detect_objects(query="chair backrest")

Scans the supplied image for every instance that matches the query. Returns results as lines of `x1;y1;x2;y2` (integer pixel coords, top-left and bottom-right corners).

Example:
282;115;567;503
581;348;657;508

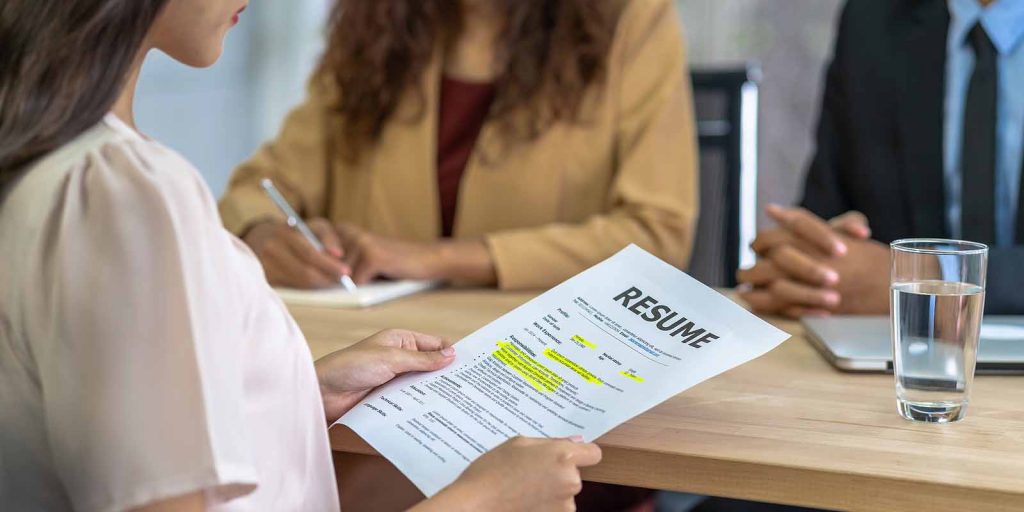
686;65;761;288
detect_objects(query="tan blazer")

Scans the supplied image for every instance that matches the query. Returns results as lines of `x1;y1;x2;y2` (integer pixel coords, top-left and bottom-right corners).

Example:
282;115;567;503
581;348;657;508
219;0;698;290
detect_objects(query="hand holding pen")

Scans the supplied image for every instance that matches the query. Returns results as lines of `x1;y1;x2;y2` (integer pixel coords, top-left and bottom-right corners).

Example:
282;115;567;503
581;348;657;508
241;179;358;291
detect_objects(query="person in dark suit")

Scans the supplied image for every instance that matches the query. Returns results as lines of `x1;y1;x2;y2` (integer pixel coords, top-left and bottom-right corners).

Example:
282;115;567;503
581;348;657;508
738;0;1024;317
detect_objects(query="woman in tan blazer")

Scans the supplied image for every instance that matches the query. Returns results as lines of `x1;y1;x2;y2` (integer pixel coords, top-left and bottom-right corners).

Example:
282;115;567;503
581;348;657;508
219;0;698;291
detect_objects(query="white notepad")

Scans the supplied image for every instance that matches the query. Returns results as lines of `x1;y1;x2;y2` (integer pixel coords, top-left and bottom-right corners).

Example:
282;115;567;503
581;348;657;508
275;280;438;308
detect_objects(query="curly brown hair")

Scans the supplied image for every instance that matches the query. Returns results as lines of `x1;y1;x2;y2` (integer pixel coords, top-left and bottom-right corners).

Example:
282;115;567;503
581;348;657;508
320;0;622;161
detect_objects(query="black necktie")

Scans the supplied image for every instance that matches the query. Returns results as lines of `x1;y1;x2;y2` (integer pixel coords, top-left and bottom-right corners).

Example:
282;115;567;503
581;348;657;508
961;23;998;245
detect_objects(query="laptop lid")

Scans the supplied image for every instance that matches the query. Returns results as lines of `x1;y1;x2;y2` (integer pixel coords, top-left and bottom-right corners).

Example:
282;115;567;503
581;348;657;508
802;316;1024;374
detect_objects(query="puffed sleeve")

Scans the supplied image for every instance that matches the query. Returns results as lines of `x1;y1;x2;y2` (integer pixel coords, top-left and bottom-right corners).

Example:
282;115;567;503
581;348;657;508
38;137;259;511
485;0;699;289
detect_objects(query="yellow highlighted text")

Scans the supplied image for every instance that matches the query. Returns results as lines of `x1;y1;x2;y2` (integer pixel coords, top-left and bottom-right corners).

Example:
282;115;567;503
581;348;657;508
544;348;603;385
493;342;564;393
619;371;645;383
571;334;597;349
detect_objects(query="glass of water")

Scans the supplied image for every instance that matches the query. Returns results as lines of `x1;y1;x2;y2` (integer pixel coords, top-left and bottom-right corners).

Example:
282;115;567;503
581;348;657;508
890;239;987;423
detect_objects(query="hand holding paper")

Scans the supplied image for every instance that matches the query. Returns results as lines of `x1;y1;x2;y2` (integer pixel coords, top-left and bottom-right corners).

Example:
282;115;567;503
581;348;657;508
337;245;790;495
316;329;457;423
415;437;601;512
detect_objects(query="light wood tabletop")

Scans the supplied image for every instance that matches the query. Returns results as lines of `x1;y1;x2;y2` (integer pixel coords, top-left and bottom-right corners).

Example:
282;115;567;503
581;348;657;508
291;288;1024;512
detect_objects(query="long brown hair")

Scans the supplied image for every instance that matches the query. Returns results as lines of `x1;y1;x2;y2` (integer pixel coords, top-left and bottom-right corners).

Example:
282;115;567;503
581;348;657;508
0;0;169;193
321;0;621;160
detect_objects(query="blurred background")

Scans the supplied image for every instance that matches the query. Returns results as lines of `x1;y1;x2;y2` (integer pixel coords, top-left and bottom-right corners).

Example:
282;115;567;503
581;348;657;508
136;1;328;194
137;0;843;223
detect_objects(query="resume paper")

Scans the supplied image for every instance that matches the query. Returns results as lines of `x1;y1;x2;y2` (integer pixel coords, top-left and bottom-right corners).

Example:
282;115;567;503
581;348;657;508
336;245;790;495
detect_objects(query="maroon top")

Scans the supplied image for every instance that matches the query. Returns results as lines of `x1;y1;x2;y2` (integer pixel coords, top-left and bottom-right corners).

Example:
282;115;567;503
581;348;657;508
436;75;496;237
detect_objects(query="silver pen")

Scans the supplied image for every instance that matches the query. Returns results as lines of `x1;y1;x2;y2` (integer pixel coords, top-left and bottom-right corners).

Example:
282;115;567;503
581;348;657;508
260;178;358;293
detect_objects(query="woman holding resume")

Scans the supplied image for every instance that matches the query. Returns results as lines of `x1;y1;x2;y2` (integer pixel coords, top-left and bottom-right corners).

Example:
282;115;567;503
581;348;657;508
0;1;599;510
219;0;698;292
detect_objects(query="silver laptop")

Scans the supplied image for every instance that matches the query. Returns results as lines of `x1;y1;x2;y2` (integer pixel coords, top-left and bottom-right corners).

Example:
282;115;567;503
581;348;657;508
803;316;1024;374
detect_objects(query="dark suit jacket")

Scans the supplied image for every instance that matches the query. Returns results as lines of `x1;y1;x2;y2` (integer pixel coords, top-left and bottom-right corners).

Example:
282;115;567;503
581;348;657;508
800;0;1024;314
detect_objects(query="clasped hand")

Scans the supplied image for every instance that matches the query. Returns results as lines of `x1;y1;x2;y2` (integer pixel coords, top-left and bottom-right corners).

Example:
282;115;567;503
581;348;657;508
737;205;890;318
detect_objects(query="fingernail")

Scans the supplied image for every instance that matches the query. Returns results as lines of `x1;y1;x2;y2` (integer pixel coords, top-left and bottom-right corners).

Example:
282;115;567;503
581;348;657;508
824;292;840;306
823;269;839;284
569;435;584;443
833;242;847;255
441;347;455;357
328;247;342;258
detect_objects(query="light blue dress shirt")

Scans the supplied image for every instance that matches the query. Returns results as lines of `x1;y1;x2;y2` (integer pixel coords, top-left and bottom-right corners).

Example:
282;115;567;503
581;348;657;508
944;0;1024;247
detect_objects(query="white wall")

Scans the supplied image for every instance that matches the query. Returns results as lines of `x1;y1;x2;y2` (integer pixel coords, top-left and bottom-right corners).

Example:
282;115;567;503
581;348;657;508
677;0;844;221
134;0;328;196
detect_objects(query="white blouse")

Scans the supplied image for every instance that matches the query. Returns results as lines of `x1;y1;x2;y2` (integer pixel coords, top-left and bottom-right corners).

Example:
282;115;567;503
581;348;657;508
0;115;339;511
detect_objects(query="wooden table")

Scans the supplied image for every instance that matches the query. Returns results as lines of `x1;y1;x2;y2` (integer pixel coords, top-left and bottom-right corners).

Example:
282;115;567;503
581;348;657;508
291;289;1024;512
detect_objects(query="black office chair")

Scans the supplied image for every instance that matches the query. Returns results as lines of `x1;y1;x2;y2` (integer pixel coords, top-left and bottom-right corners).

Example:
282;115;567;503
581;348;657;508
654;65;765;512
686;65;761;288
